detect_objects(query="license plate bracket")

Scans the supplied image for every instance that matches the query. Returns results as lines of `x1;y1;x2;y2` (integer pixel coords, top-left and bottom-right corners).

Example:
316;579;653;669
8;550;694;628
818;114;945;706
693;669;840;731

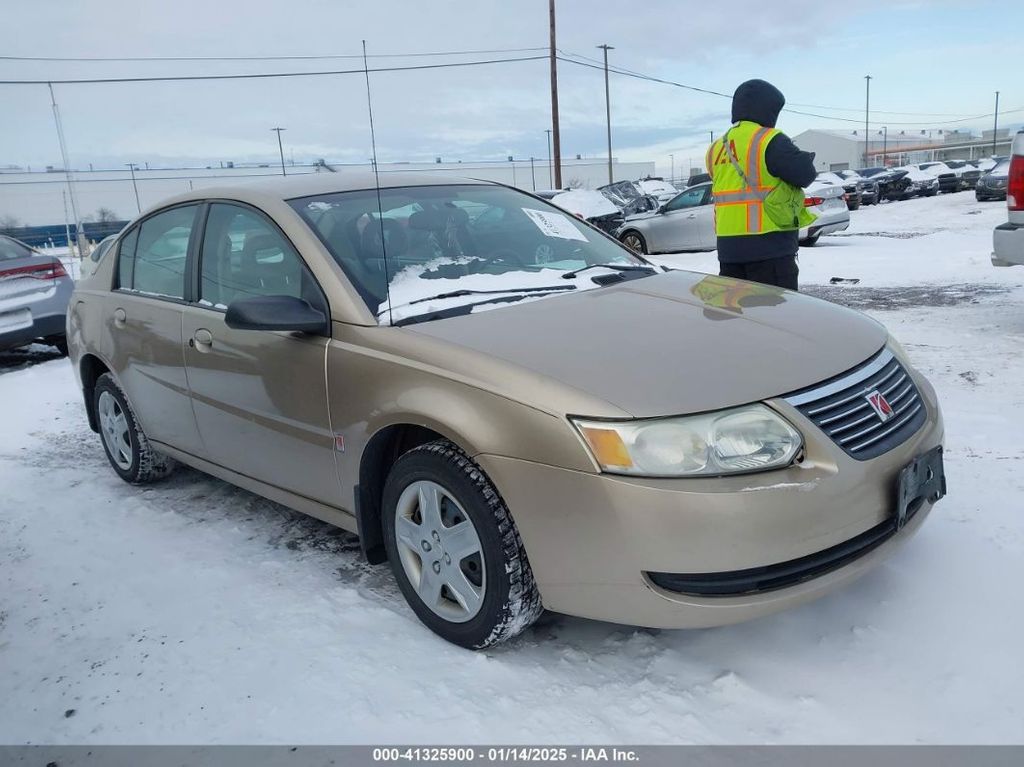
896;445;946;529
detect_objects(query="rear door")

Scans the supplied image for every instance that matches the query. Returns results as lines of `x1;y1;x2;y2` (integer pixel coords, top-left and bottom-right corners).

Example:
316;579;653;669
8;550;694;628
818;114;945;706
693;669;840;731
106;205;205;455
180;201;339;504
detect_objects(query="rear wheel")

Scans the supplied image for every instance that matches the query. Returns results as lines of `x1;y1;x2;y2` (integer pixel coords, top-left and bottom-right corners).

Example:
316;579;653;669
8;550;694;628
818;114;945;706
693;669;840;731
620;230;647;255
94;373;176;484
800;233;821;247
382;440;543;649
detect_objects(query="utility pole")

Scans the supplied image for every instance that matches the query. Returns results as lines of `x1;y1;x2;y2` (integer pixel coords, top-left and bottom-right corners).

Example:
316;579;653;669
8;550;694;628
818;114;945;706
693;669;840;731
530;157;536;190
709;130;714;144
125;163;141;214
47;83;85;256
882;127;888;166
548;0;562;188
544;129;553;188
670;153;675;184
271;127;287;176
597;43;614;185
993;91;1000;156
863;75;872;168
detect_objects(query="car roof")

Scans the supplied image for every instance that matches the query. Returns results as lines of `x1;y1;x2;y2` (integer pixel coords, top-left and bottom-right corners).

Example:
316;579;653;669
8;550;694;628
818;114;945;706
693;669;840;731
138;171;495;217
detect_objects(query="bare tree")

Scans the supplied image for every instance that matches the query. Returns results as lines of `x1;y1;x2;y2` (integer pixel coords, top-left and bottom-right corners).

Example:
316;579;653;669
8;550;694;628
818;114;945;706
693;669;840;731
0;213;22;233
95;207;118;223
567;177;584;189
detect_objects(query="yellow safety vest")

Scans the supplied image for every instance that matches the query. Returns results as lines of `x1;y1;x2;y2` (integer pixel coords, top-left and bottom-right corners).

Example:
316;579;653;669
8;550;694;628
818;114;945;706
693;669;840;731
705;121;814;237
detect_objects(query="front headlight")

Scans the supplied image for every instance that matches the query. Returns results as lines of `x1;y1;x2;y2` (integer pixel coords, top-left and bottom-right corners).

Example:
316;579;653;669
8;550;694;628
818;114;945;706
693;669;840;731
572;404;803;477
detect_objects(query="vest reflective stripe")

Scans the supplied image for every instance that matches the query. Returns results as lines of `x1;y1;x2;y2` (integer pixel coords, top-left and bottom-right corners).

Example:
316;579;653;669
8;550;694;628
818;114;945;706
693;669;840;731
708;121;789;237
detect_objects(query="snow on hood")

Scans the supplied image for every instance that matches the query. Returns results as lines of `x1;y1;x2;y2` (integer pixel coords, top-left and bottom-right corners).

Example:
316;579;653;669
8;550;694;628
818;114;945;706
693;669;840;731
896;166;937;182
638;179;678;198
549;190;620;219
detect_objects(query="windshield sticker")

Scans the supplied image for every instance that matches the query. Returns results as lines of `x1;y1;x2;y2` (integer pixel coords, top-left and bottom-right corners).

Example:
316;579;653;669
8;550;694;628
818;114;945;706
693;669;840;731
522;208;588;242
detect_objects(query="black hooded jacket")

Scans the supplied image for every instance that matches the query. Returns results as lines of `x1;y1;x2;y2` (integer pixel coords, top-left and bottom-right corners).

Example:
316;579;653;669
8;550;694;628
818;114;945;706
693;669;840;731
714;79;818;264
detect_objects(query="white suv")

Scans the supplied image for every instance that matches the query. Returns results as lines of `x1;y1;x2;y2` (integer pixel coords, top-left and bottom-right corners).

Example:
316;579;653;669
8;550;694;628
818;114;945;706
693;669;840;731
992;130;1024;267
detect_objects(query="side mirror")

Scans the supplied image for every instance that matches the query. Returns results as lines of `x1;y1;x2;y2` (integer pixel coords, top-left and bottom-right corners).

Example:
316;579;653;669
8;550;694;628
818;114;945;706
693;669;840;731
225;295;328;335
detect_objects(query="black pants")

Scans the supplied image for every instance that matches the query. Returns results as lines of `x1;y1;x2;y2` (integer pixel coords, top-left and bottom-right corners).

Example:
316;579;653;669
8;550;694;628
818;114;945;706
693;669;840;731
719;256;799;291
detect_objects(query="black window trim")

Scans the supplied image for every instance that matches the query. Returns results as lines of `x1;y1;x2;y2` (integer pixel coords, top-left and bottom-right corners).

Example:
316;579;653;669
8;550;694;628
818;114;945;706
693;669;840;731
112;201;202;306
190;198;331;322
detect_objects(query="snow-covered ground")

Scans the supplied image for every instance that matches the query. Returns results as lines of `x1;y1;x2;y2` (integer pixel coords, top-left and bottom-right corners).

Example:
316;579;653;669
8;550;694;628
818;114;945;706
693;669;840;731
1;193;1023;744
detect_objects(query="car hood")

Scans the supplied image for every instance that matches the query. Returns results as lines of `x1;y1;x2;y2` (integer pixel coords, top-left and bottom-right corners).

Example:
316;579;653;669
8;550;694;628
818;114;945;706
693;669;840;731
408;270;887;418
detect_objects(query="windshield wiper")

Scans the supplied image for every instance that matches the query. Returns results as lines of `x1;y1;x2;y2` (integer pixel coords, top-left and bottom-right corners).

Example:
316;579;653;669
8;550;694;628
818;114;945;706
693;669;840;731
391;291;570;327
406;285;574;306
561;263;657;280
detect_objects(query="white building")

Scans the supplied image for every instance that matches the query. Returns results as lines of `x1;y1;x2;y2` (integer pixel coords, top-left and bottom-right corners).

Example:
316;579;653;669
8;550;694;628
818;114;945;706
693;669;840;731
0;157;656;227
791;128;1018;172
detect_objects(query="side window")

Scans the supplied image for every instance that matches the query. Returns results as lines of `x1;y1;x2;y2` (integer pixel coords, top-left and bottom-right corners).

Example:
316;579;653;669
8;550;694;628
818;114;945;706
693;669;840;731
126;206;197;299
199;203;320;310
116;227;139;289
663;187;706;212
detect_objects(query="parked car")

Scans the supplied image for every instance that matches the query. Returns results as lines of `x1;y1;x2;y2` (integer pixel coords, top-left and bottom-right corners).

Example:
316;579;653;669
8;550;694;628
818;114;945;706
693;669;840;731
0;234;74;354
800;181;851;245
80;234;117;279
687;172;711;187
975;158;1010;202
548;190;625;236
616;182;715;254
888;168;938;200
861;167;912;201
598;180;661;218
916;162;960;194
838;171;879;206
816;172;860;210
991;131;1024;267
68;174;946;648
636;177;679;204
945;160;982;190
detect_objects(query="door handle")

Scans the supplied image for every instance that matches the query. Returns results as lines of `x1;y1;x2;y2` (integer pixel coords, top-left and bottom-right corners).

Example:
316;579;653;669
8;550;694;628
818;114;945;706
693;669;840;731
113;308;127;328
190;328;214;352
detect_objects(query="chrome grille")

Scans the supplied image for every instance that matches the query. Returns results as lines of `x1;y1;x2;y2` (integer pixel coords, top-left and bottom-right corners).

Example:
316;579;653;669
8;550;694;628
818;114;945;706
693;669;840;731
784;349;926;461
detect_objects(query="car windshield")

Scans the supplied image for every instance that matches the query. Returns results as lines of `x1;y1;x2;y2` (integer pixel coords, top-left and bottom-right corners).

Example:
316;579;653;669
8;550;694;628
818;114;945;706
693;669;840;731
0;235;34;261
290;184;648;325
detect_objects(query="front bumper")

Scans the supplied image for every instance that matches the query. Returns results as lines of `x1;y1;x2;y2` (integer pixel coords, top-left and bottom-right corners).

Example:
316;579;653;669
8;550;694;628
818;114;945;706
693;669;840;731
477;368;943;629
992;221;1024;266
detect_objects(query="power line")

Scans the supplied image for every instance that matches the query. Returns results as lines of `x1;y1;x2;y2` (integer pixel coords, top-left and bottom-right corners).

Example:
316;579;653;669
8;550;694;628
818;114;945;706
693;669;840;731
555;53;1023;127
0;46;549;63
0;54;549;85
557;48;1000;119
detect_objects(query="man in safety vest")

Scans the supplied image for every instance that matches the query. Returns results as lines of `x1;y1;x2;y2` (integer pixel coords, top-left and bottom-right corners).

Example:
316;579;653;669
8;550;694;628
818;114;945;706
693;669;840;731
706;79;817;290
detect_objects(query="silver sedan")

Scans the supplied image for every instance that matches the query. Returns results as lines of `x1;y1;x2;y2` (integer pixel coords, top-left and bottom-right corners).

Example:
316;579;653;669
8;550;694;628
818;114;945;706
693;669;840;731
616;183;715;255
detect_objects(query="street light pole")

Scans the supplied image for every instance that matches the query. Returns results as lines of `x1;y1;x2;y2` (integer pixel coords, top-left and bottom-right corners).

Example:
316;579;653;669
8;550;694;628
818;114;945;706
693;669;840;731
993;91;1000;156
544;129;553;188
597;43;614;185
670;153;675;184
882;126;888;166
271;127;287;176
863;75;872;168
125;163;141;213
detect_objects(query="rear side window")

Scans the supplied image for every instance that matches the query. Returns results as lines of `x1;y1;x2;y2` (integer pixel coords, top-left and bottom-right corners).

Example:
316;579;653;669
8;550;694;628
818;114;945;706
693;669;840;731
117;228;139;288
198;203;322;310
118;205;197;299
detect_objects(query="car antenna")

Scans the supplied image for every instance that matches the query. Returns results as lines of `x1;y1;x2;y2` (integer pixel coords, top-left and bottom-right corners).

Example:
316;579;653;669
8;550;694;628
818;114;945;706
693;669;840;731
362;39;394;326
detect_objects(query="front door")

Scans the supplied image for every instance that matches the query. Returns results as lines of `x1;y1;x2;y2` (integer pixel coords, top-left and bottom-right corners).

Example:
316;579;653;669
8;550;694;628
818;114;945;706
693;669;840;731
180;202;340;505
646;184;710;252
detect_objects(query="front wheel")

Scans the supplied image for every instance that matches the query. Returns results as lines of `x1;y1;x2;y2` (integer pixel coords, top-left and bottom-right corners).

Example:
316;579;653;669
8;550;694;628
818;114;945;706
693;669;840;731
620;230;647;255
382;440;543;649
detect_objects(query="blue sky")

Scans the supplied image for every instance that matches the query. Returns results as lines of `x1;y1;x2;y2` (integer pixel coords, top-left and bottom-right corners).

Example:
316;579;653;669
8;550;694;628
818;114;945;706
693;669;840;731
0;0;1020;177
